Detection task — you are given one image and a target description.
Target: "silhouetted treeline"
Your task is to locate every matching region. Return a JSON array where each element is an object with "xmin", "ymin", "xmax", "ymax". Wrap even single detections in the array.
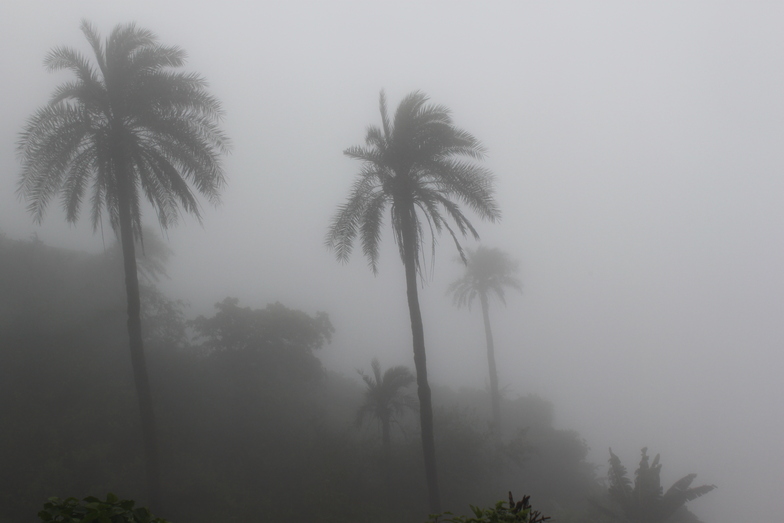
[{"xmin": 0, "ymin": 235, "xmax": 705, "ymax": 522}]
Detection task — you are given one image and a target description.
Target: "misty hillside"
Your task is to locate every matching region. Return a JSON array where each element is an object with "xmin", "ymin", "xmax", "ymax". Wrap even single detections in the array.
[
  {"xmin": 2, "ymin": 3, "xmax": 781, "ymax": 522},
  {"xmin": 0, "ymin": 234, "xmax": 709, "ymax": 522}
]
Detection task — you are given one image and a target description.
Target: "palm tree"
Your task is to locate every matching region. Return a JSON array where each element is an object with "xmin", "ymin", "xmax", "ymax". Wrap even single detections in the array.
[
  {"xmin": 603, "ymin": 447, "xmax": 717, "ymax": 523},
  {"xmin": 357, "ymin": 359, "xmax": 417, "ymax": 452},
  {"xmin": 17, "ymin": 20, "xmax": 229, "ymax": 508},
  {"xmin": 448, "ymin": 246, "xmax": 522, "ymax": 435},
  {"xmin": 357, "ymin": 358, "xmax": 416, "ymax": 497},
  {"xmin": 326, "ymin": 90, "xmax": 500, "ymax": 512}
]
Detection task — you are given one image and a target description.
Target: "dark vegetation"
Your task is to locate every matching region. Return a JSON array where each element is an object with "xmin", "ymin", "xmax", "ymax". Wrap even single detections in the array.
[
  {"xmin": 593, "ymin": 448, "xmax": 716, "ymax": 523},
  {"xmin": 0, "ymin": 235, "xmax": 711, "ymax": 522},
  {"xmin": 38, "ymin": 493, "xmax": 170, "ymax": 523},
  {"xmin": 428, "ymin": 492, "xmax": 550, "ymax": 523}
]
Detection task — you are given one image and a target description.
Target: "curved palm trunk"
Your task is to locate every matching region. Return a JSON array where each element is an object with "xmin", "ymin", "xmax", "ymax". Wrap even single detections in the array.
[
  {"xmin": 117, "ymin": 169, "xmax": 162, "ymax": 509},
  {"xmin": 401, "ymin": 209, "xmax": 441, "ymax": 514},
  {"xmin": 479, "ymin": 294, "xmax": 501, "ymax": 436}
]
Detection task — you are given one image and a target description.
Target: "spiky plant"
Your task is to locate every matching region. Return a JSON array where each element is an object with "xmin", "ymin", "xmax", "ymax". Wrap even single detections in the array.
[{"xmin": 605, "ymin": 447, "xmax": 717, "ymax": 523}]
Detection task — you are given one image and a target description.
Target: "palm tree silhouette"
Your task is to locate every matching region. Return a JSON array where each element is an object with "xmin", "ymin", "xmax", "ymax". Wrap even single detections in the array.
[
  {"xmin": 17, "ymin": 20, "xmax": 229, "ymax": 508},
  {"xmin": 357, "ymin": 359, "xmax": 417, "ymax": 450},
  {"xmin": 327, "ymin": 90, "xmax": 499, "ymax": 512},
  {"xmin": 357, "ymin": 358, "xmax": 416, "ymax": 497},
  {"xmin": 448, "ymin": 246, "xmax": 522, "ymax": 435}
]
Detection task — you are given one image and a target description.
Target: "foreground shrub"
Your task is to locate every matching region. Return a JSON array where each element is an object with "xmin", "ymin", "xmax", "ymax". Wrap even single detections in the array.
[
  {"xmin": 428, "ymin": 492, "xmax": 550, "ymax": 523},
  {"xmin": 38, "ymin": 493, "xmax": 170, "ymax": 523}
]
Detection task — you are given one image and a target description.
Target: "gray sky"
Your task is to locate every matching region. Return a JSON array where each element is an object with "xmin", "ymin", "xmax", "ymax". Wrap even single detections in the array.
[{"xmin": 2, "ymin": 2, "xmax": 782, "ymax": 521}]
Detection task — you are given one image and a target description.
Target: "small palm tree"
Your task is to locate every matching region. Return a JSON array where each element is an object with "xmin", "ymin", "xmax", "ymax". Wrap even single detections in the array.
[
  {"xmin": 17, "ymin": 20, "xmax": 229, "ymax": 507},
  {"xmin": 357, "ymin": 359, "xmax": 416, "ymax": 497},
  {"xmin": 357, "ymin": 358, "xmax": 417, "ymax": 455},
  {"xmin": 604, "ymin": 447, "xmax": 717, "ymax": 523},
  {"xmin": 448, "ymin": 246, "xmax": 522, "ymax": 435},
  {"xmin": 327, "ymin": 90, "xmax": 499, "ymax": 512}
]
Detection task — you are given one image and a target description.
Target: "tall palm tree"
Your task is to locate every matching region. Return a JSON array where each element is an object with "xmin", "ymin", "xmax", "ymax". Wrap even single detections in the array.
[
  {"xmin": 17, "ymin": 20, "xmax": 229, "ymax": 508},
  {"xmin": 448, "ymin": 246, "xmax": 522, "ymax": 435},
  {"xmin": 357, "ymin": 358, "xmax": 416, "ymax": 497},
  {"xmin": 326, "ymin": 90, "xmax": 499, "ymax": 512}
]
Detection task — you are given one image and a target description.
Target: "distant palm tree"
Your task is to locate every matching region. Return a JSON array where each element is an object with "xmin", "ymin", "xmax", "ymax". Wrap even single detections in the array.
[
  {"xmin": 358, "ymin": 359, "xmax": 416, "ymax": 456},
  {"xmin": 357, "ymin": 358, "xmax": 416, "ymax": 495},
  {"xmin": 448, "ymin": 246, "xmax": 521, "ymax": 435},
  {"xmin": 17, "ymin": 20, "xmax": 229, "ymax": 507},
  {"xmin": 602, "ymin": 447, "xmax": 717, "ymax": 523},
  {"xmin": 326, "ymin": 90, "xmax": 500, "ymax": 512}
]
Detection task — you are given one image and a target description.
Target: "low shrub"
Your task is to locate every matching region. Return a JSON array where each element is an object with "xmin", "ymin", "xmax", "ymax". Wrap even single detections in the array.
[
  {"xmin": 428, "ymin": 492, "xmax": 550, "ymax": 523},
  {"xmin": 38, "ymin": 493, "xmax": 170, "ymax": 523}
]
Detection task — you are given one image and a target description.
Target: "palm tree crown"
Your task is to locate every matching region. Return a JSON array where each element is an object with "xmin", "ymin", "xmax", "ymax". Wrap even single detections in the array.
[
  {"xmin": 326, "ymin": 90, "xmax": 500, "ymax": 273},
  {"xmin": 18, "ymin": 19, "xmax": 229, "ymax": 238},
  {"xmin": 448, "ymin": 246, "xmax": 522, "ymax": 310},
  {"xmin": 357, "ymin": 358, "xmax": 417, "ymax": 432}
]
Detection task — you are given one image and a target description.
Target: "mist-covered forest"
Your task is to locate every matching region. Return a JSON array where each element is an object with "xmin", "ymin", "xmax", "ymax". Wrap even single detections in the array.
[
  {"xmin": 1, "ymin": 233, "xmax": 710, "ymax": 522},
  {"xmin": 2, "ymin": 2, "xmax": 783, "ymax": 523}
]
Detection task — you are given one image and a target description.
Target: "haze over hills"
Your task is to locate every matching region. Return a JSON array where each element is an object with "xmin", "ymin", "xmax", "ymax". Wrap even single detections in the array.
[{"xmin": 1, "ymin": 2, "xmax": 783, "ymax": 522}]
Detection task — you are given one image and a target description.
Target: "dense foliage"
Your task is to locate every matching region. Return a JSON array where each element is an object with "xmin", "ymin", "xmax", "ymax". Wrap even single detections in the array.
[
  {"xmin": 596, "ymin": 448, "xmax": 716, "ymax": 523},
  {"xmin": 0, "ymin": 235, "xmax": 708, "ymax": 522},
  {"xmin": 38, "ymin": 493, "xmax": 170, "ymax": 523},
  {"xmin": 428, "ymin": 493, "xmax": 549, "ymax": 523}
]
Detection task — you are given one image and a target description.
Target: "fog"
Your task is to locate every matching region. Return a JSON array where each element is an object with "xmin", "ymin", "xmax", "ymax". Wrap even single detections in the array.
[{"xmin": 2, "ymin": 2, "xmax": 782, "ymax": 522}]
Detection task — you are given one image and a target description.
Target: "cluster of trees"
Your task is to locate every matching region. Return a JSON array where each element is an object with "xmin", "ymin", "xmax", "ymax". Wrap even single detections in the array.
[
  {"xmin": 0, "ymin": 234, "xmax": 714, "ymax": 523},
  {"xmin": 9, "ymin": 19, "xmax": 715, "ymax": 523},
  {"xmin": 1, "ymin": 234, "xmax": 598, "ymax": 522}
]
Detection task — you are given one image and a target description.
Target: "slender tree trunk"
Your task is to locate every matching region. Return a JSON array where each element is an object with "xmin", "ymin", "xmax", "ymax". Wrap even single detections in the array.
[
  {"xmin": 401, "ymin": 208, "xmax": 441, "ymax": 514},
  {"xmin": 381, "ymin": 415, "xmax": 391, "ymax": 466},
  {"xmin": 381, "ymin": 415, "xmax": 392, "ymax": 506},
  {"xmin": 117, "ymin": 167, "xmax": 162, "ymax": 509},
  {"xmin": 480, "ymin": 294, "xmax": 501, "ymax": 436}
]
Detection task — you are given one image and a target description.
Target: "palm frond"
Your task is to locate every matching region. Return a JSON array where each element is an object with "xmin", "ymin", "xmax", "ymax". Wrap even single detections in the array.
[
  {"xmin": 356, "ymin": 358, "xmax": 416, "ymax": 430},
  {"xmin": 18, "ymin": 20, "xmax": 229, "ymax": 237},
  {"xmin": 379, "ymin": 90, "xmax": 391, "ymax": 141},
  {"xmin": 603, "ymin": 448, "xmax": 716, "ymax": 523},
  {"xmin": 448, "ymin": 246, "xmax": 522, "ymax": 311},
  {"xmin": 328, "ymin": 90, "xmax": 497, "ymax": 280}
]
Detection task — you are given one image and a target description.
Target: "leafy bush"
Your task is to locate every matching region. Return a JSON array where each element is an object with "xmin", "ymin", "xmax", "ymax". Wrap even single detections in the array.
[
  {"xmin": 38, "ymin": 493, "xmax": 170, "ymax": 523},
  {"xmin": 428, "ymin": 492, "xmax": 550, "ymax": 523}
]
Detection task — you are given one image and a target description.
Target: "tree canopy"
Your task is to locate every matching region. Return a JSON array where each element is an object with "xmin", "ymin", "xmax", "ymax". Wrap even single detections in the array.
[
  {"xmin": 17, "ymin": 19, "xmax": 230, "ymax": 238},
  {"xmin": 326, "ymin": 90, "xmax": 500, "ymax": 275}
]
